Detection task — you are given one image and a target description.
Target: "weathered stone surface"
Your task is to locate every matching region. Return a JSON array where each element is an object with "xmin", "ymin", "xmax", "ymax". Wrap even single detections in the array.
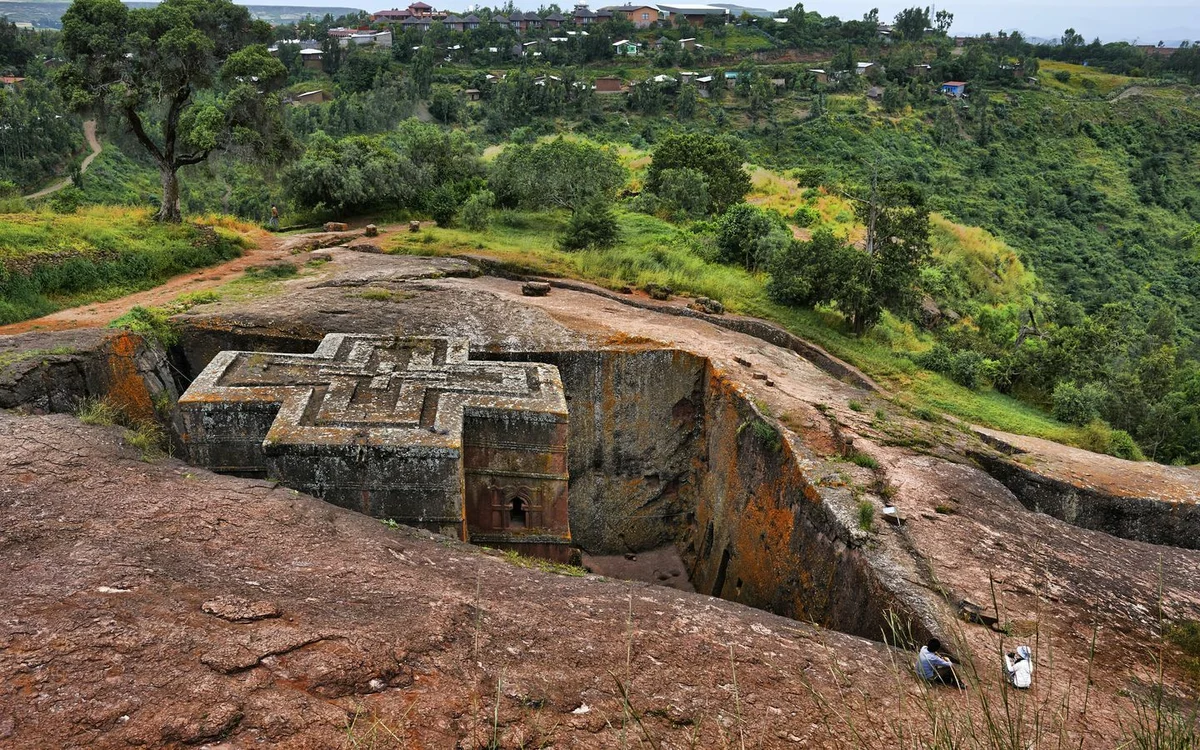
[
  {"xmin": 176, "ymin": 334, "xmax": 572, "ymax": 556},
  {"xmin": 202, "ymin": 596, "xmax": 282, "ymax": 622},
  {"xmin": 364, "ymin": 223, "xmax": 379, "ymax": 237},
  {"xmin": 521, "ymin": 281, "xmax": 551, "ymax": 297},
  {"xmin": 323, "ymin": 222, "xmax": 349, "ymax": 232}
]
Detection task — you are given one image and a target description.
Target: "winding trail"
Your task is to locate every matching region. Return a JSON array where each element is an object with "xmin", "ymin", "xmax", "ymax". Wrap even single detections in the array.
[{"xmin": 22, "ymin": 120, "xmax": 102, "ymax": 201}]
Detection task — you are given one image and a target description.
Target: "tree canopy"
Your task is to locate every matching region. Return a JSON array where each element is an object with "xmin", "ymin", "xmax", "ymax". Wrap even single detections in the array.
[
  {"xmin": 490, "ymin": 137, "xmax": 626, "ymax": 212},
  {"xmin": 646, "ymin": 132, "xmax": 750, "ymax": 215},
  {"xmin": 56, "ymin": 0, "xmax": 292, "ymax": 221}
]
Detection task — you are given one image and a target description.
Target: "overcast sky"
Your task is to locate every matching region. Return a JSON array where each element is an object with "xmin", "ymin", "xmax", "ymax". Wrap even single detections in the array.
[{"xmin": 800, "ymin": 0, "xmax": 1199, "ymax": 44}]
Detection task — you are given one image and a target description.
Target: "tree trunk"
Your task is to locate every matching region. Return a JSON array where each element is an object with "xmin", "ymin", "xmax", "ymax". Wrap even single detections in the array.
[{"xmin": 156, "ymin": 164, "xmax": 182, "ymax": 223}]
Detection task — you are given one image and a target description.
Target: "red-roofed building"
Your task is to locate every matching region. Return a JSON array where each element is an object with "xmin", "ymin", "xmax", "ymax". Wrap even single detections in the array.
[
  {"xmin": 371, "ymin": 8, "xmax": 411, "ymax": 22},
  {"xmin": 0, "ymin": 76, "xmax": 26, "ymax": 92}
]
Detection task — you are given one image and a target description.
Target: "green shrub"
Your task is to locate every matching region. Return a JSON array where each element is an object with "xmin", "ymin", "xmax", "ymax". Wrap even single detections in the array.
[
  {"xmin": 857, "ymin": 499, "xmax": 875, "ymax": 531},
  {"xmin": 1107, "ymin": 429, "xmax": 1145, "ymax": 461},
  {"xmin": 850, "ymin": 452, "xmax": 879, "ymax": 469},
  {"xmin": 1052, "ymin": 381, "xmax": 1108, "ymax": 426},
  {"xmin": 428, "ymin": 185, "xmax": 459, "ymax": 227},
  {"xmin": 110, "ymin": 305, "xmax": 178, "ymax": 347},
  {"xmin": 559, "ymin": 202, "xmax": 619, "ymax": 251},
  {"xmin": 245, "ymin": 262, "xmax": 298, "ymax": 279},
  {"xmin": 792, "ymin": 205, "xmax": 819, "ymax": 227},
  {"xmin": 461, "ymin": 189, "xmax": 495, "ymax": 231},
  {"xmin": 50, "ymin": 187, "xmax": 84, "ymax": 214},
  {"xmin": 1054, "ymin": 70, "xmax": 1072, "ymax": 83}
]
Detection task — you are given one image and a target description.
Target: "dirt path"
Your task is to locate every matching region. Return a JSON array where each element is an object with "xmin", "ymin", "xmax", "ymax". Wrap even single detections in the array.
[
  {"xmin": 23, "ymin": 120, "xmax": 102, "ymax": 201},
  {"xmin": 0, "ymin": 227, "xmax": 376, "ymax": 336}
]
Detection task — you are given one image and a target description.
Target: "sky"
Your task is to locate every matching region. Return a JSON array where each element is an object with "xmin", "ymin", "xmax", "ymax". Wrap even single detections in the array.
[
  {"xmin": 798, "ymin": 0, "xmax": 1199, "ymax": 45},
  {"xmin": 236, "ymin": 0, "xmax": 1199, "ymax": 45}
]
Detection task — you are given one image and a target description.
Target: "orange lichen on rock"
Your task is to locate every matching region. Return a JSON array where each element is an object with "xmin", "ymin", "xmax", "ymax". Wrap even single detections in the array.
[{"xmin": 103, "ymin": 332, "xmax": 159, "ymax": 425}]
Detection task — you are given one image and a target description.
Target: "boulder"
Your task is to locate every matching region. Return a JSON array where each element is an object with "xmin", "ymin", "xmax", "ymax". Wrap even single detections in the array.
[
  {"xmin": 918, "ymin": 295, "xmax": 942, "ymax": 329},
  {"xmin": 522, "ymin": 281, "xmax": 552, "ymax": 297},
  {"xmin": 644, "ymin": 283, "xmax": 672, "ymax": 301},
  {"xmin": 323, "ymin": 222, "xmax": 349, "ymax": 232},
  {"xmin": 688, "ymin": 297, "xmax": 725, "ymax": 315}
]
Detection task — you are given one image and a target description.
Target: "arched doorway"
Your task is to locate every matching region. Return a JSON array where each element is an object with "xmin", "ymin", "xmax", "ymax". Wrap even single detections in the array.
[{"xmin": 509, "ymin": 496, "xmax": 527, "ymax": 529}]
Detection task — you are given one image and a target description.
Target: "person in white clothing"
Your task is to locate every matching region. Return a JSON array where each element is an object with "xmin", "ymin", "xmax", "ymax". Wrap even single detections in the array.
[{"xmin": 1005, "ymin": 645, "xmax": 1034, "ymax": 688}]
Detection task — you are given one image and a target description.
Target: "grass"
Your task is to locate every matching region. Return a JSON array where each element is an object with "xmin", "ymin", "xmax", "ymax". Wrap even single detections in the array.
[
  {"xmin": 0, "ymin": 205, "xmax": 252, "ymax": 325},
  {"xmin": 856, "ymin": 499, "xmax": 875, "ymax": 531},
  {"xmin": 74, "ymin": 395, "xmax": 168, "ymax": 461},
  {"xmin": 1038, "ymin": 60, "xmax": 1138, "ymax": 97},
  {"xmin": 498, "ymin": 548, "xmax": 588, "ymax": 577}
]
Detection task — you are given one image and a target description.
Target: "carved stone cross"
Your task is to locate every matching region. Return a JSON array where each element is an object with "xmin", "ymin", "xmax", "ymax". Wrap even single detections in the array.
[{"xmin": 176, "ymin": 334, "xmax": 572, "ymax": 558}]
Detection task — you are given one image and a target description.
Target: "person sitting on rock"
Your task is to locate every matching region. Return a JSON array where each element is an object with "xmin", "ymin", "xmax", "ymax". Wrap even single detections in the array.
[
  {"xmin": 1005, "ymin": 645, "xmax": 1033, "ymax": 689},
  {"xmin": 916, "ymin": 638, "xmax": 964, "ymax": 688}
]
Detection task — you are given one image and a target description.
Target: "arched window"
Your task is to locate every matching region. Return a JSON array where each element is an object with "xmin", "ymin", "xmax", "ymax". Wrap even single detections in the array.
[{"xmin": 509, "ymin": 496, "xmax": 527, "ymax": 528}]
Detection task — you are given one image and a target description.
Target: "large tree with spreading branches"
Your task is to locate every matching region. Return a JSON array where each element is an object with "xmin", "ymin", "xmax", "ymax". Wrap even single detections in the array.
[{"xmin": 56, "ymin": 0, "xmax": 293, "ymax": 222}]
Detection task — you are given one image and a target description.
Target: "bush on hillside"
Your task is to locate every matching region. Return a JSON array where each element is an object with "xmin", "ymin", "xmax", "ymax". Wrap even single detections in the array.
[{"xmin": 559, "ymin": 201, "xmax": 619, "ymax": 251}]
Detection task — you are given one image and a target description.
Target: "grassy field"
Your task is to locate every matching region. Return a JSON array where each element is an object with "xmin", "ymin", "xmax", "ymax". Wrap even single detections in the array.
[
  {"xmin": 1038, "ymin": 60, "xmax": 1137, "ymax": 96},
  {"xmin": 0, "ymin": 206, "xmax": 253, "ymax": 325}
]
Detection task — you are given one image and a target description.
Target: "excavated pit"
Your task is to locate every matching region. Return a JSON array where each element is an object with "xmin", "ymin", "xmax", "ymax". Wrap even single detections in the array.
[{"xmin": 163, "ymin": 327, "xmax": 913, "ymax": 643}]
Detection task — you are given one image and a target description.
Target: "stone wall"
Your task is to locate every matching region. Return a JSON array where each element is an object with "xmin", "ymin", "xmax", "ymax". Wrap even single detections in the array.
[
  {"xmin": 680, "ymin": 369, "xmax": 911, "ymax": 642},
  {"xmin": 972, "ymin": 451, "xmax": 1200, "ymax": 551},
  {"xmin": 479, "ymin": 348, "xmax": 707, "ymax": 554},
  {"xmin": 0, "ymin": 329, "xmax": 176, "ymax": 423}
]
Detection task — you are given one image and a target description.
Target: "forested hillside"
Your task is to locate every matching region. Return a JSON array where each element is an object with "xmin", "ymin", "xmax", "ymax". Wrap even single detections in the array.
[{"xmin": 1, "ymin": 3, "xmax": 1198, "ymax": 462}]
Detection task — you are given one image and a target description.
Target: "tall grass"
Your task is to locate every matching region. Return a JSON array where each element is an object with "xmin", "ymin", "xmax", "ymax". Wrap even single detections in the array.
[{"xmin": 0, "ymin": 206, "xmax": 251, "ymax": 325}]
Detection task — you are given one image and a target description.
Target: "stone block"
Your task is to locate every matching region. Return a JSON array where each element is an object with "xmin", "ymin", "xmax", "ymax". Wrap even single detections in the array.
[
  {"xmin": 522, "ymin": 281, "xmax": 552, "ymax": 297},
  {"xmin": 323, "ymin": 222, "xmax": 349, "ymax": 232},
  {"xmin": 364, "ymin": 224, "xmax": 379, "ymax": 237}
]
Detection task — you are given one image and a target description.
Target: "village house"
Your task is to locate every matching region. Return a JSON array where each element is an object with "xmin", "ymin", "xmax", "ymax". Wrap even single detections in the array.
[
  {"xmin": 443, "ymin": 14, "xmax": 464, "ymax": 31},
  {"xmin": 807, "ymin": 68, "xmax": 828, "ymax": 83},
  {"xmin": 371, "ymin": 8, "xmax": 410, "ymax": 22},
  {"xmin": 291, "ymin": 89, "xmax": 331, "ymax": 105},
  {"xmin": 572, "ymin": 4, "xmax": 597, "ymax": 24},
  {"xmin": 342, "ymin": 30, "xmax": 393, "ymax": 48},
  {"xmin": 941, "ymin": 80, "xmax": 966, "ymax": 97},
  {"xmin": 604, "ymin": 4, "xmax": 660, "ymax": 27},
  {"xmin": 402, "ymin": 15, "xmax": 431, "ymax": 31},
  {"xmin": 594, "ymin": 75, "xmax": 624, "ymax": 93},
  {"xmin": 656, "ymin": 3, "xmax": 729, "ymax": 26},
  {"xmin": 0, "ymin": 76, "xmax": 26, "ymax": 92},
  {"xmin": 612, "ymin": 39, "xmax": 641, "ymax": 56},
  {"xmin": 678, "ymin": 36, "xmax": 697, "ymax": 49},
  {"xmin": 462, "ymin": 13, "xmax": 481, "ymax": 29},
  {"xmin": 695, "ymin": 74, "xmax": 713, "ymax": 96},
  {"xmin": 464, "ymin": 88, "xmax": 482, "ymax": 101},
  {"xmin": 855, "ymin": 61, "xmax": 875, "ymax": 75},
  {"xmin": 407, "ymin": 1, "xmax": 433, "ymax": 17},
  {"xmin": 679, "ymin": 70, "xmax": 698, "ymax": 84},
  {"xmin": 299, "ymin": 48, "xmax": 324, "ymax": 70},
  {"xmin": 545, "ymin": 11, "xmax": 566, "ymax": 27}
]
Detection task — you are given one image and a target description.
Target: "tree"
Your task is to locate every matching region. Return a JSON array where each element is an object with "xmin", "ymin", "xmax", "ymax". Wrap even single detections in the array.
[
  {"xmin": 768, "ymin": 178, "xmax": 931, "ymax": 335},
  {"xmin": 461, "ymin": 189, "xmax": 495, "ymax": 231},
  {"xmin": 676, "ymin": 82, "xmax": 698, "ymax": 119},
  {"xmin": 715, "ymin": 204, "xmax": 789, "ymax": 271},
  {"xmin": 651, "ymin": 167, "xmax": 709, "ymax": 220},
  {"xmin": 429, "ymin": 85, "xmax": 461, "ymax": 124},
  {"xmin": 57, "ymin": 0, "xmax": 291, "ymax": 222},
  {"xmin": 646, "ymin": 132, "xmax": 750, "ymax": 215},
  {"xmin": 933, "ymin": 9, "xmax": 953, "ymax": 34},
  {"xmin": 893, "ymin": 6, "xmax": 930, "ymax": 41},
  {"xmin": 410, "ymin": 45, "xmax": 434, "ymax": 99},
  {"xmin": 490, "ymin": 138, "xmax": 626, "ymax": 212}
]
